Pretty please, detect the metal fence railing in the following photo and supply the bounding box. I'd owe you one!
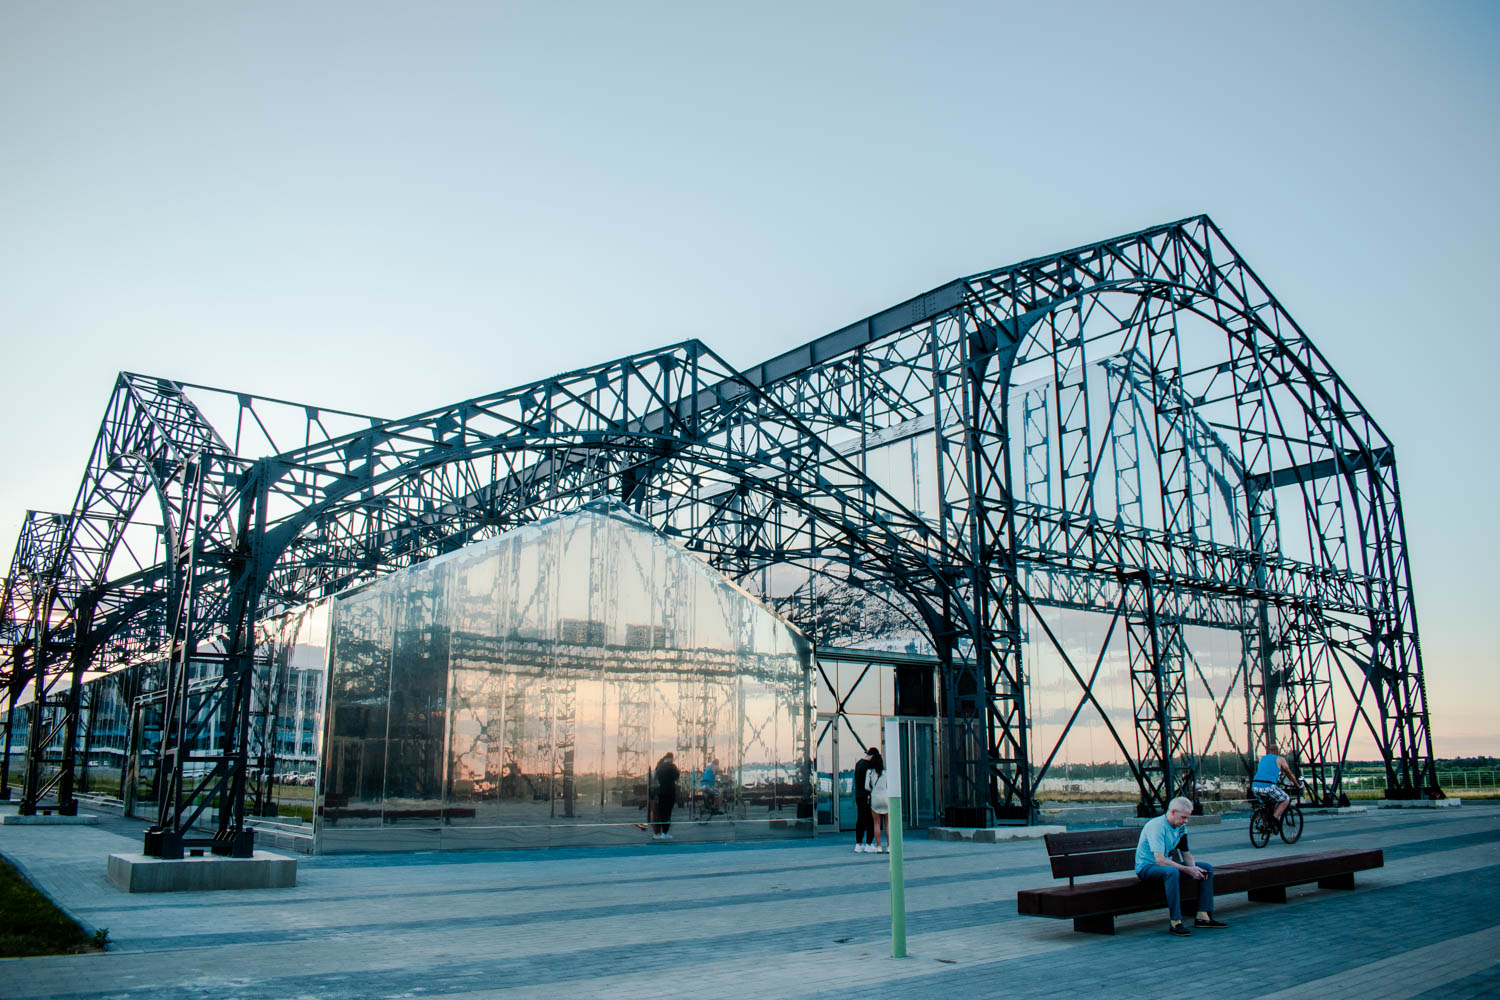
[1435,770,1498,790]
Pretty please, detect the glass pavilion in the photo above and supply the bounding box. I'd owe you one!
[315,501,814,851]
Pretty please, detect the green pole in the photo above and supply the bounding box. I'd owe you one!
[885,720,907,958]
[889,792,907,958]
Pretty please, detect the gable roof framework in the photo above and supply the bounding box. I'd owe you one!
[0,215,1435,857]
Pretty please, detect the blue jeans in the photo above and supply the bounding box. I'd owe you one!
[1136,861,1215,922]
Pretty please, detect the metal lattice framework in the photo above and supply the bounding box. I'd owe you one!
[0,215,1438,853]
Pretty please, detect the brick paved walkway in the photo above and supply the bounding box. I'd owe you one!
[1,802,1495,999]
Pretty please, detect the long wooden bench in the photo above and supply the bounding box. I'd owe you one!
[1017,828,1383,934]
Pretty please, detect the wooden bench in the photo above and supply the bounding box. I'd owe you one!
[1017,828,1383,934]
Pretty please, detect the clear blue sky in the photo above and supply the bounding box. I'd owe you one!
[2,2,1496,754]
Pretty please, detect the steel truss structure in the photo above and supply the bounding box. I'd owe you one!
[0,215,1438,854]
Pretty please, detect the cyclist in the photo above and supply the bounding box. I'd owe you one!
[700,757,721,816]
[1251,741,1299,823]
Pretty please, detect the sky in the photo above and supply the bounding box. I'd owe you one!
[1,2,1496,756]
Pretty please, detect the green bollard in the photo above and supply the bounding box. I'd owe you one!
[884,719,907,959]
[889,793,907,958]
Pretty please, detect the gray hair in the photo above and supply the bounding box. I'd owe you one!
[1167,796,1194,815]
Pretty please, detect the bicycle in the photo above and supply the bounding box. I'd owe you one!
[696,784,731,822]
[1248,781,1303,848]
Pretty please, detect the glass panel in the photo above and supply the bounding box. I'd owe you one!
[320,588,391,828]
[445,634,498,820]
[815,715,836,827]
[838,715,871,830]
[383,561,448,822]
[814,659,837,715]
[252,602,330,822]
[132,698,164,815]
[913,720,936,825]
[878,666,896,716]
[839,661,880,715]
[897,719,938,828]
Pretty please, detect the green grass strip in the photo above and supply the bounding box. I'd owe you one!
[0,854,102,957]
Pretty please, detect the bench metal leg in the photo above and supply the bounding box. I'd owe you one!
[1073,915,1115,935]
[1248,885,1287,903]
[1318,873,1356,890]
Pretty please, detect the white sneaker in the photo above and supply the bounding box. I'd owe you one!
[854,844,864,853]
[661,833,673,840]
[880,845,889,853]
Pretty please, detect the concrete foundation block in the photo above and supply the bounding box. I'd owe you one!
[1036,803,1139,824]
[107,851,297,893]
[927,824,1066,842]
[1302,805,1370,815]
[1123,813,1222,827]
[1376,798,1461,809]
[2,812,101,825]
[987,824,1068,841]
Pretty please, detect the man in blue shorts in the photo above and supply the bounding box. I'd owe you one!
[1135,796,1226,936]
[1252,742,1298,822]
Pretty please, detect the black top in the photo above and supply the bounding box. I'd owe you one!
[655,760,680,799]
[853,758,871,802]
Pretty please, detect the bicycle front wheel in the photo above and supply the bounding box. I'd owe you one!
[1249,809,1270,848]
[1280,805,1304,844]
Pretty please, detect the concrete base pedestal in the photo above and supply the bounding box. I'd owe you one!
[107,851,297,893]
[2,812,100,825]
[1123,812,1222,827]
[1377,797,1461,809]
[927,824,1066,842]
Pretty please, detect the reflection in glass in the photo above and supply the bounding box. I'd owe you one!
[316,501,813,850]
[323,589,390,827]
[250,602,330,820]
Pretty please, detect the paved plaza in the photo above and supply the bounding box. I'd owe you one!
[1,803,1497,999]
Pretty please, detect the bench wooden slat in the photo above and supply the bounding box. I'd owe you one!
[1043,829,1138,856]
[1050,849,1138,880]
[1019,873,1205,918]
[1213,850,1383,893]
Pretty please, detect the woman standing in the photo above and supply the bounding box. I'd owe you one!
[865,748,890,854]
[852,747,875,853]
[652,752,680,840]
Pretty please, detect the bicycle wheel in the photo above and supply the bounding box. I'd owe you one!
[1280,805,1304,844]
[1249,809,1270,848]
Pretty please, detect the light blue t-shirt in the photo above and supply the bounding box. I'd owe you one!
[1135,814,1188,874]
[1252,753,1281,788]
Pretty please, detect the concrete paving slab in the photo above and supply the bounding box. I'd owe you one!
[2,813,101,826]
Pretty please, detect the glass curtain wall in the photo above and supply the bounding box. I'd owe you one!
[317,501,813,851]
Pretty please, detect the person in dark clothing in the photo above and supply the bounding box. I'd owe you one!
[652,752,680,840]
[852,747,876,853]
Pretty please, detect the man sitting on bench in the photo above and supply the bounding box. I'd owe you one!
[1135,796,1228,936]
